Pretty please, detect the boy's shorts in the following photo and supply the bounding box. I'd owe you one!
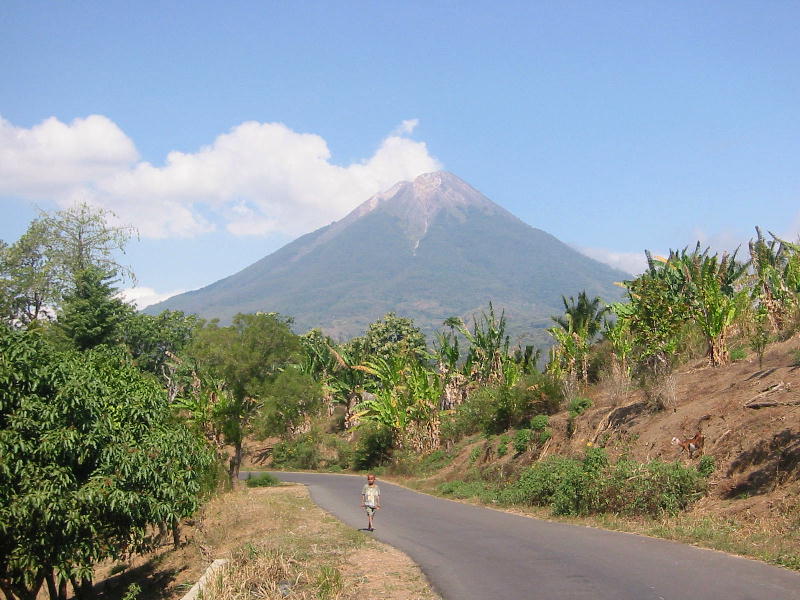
[365,506,376,515]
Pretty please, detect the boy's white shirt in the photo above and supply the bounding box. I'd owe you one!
[363,483,380,507]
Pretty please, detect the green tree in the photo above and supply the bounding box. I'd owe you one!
[0,204,136,328]
[188,313,302,481]
[254,367,322,438]
[0,221,59,326]
[40,202,136,288]
[0,327,216,600]
[673,247,749,366]
[55,267,133,351]
[361,312,427,362]
[551,291,609,340]
[120,310,200,376]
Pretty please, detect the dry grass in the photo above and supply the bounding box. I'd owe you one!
[86,485,438,600]
[197,486,438,600]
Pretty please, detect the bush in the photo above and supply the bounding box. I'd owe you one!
[271,435,321,470]
[497,436,509,457]
[530,414,549,431]
[729,346,747,361]
[513,429,532,454]
[438,480,498,502]
[353,423,393,470]
[499,448,708,517]
[442,373,563,443]
[568,396,592,417]
[246,472,280,487]
[320,434,353,470]
[697,454,716,477]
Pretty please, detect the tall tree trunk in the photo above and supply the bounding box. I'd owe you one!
[0,580,18,600]
[45,572,57,600]
[228,439,243,484]
[172,516,181,549]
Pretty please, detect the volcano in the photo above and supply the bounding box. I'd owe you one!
[147,172,628,343]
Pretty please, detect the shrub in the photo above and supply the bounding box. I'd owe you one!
[353,423,393,470]
[438,480,498,502]
[320,434,353,470]
[530,414,549,431]
[499,448,708,517]
[497,436,509,457]
[271,435,321,470]
[698,454,716,477]
[246,472,280,487]
[729,346,747,361]
[568,396,592,417]
[469,446,481,463]
[513,429,532,454]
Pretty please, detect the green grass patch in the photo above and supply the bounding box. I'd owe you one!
[245,472,280,488]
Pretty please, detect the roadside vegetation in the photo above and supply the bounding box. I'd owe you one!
[3,206,800,599]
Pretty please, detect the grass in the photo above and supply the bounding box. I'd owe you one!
[244,472,280,487]
[87,484,438,600]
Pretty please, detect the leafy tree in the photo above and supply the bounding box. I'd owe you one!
[0,204,136,328]
[450,303,511,385]
[188,313,302,481]
[749,227,800,332]
[672,247,749,366]
[40,202,136,288]
[356,353,443,451]
[0,221,59,326]
[120,310,200,376]
[254,367,322,438]
[361,312,427,362]
[55,267,133,351]
[551,291,609,340]
[0,327,216,600]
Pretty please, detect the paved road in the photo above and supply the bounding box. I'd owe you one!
[252,471,800,600]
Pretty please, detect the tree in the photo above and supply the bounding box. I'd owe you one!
[55,266,133,351]
[361,313,427,363]
[0,327,216,600]
[552,292,609,340]
[0,204,136,328]
[120,310,200,376]
[749,227,800,332]
[549,291,609,384]
[674,247,749,366]
[0,221,59,326]
[40,202,136,289]
[188,313,303,481]
[254,367,322,438]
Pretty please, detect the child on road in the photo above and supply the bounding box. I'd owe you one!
[360,473,381,531]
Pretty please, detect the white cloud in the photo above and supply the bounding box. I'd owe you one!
[118,286,185,309]
[577,246,648,275]
[392,118,419,136]
[0,115,441,239]
[0,115,138,197]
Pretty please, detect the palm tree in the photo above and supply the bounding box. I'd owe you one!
[552,291,609,340]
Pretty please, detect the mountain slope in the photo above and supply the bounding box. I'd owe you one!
[147,172,629,342]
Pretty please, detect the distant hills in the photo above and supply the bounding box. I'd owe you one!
[147,172,629,344]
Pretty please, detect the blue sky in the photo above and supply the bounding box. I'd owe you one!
[2,1,799,307]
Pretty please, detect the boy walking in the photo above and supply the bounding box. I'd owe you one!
[360,473,381,531]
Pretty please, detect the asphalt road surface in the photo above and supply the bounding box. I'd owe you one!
[251,471,800,600]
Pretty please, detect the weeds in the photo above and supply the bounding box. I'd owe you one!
[245,472,280,488]
[499,447,710,517]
